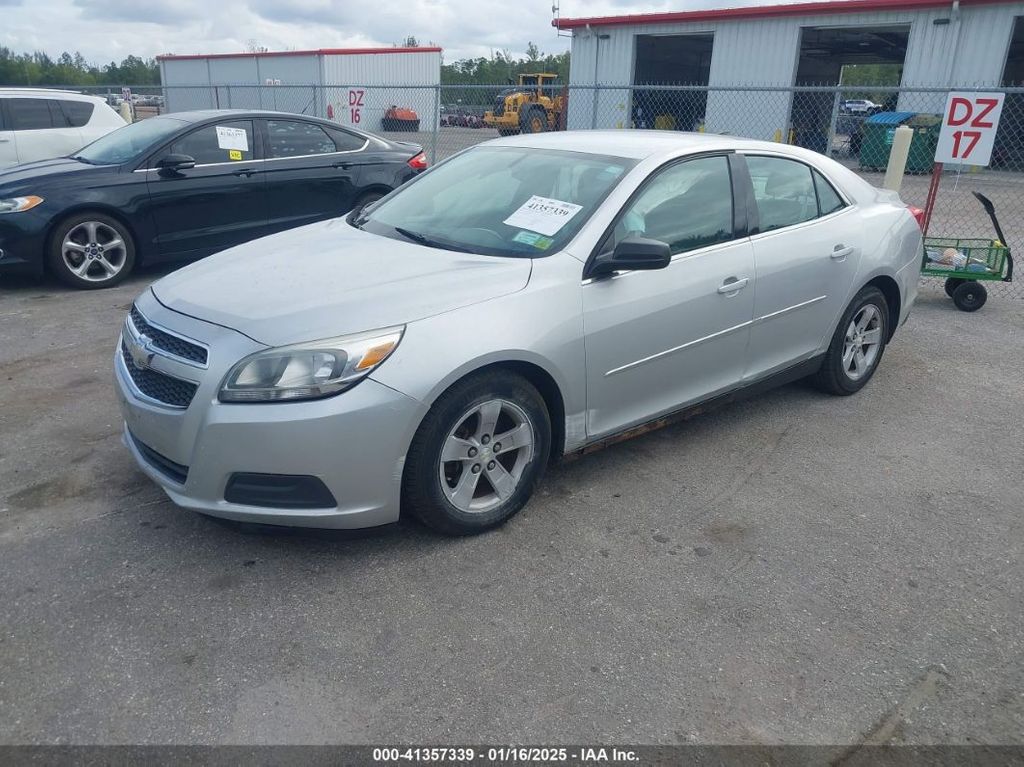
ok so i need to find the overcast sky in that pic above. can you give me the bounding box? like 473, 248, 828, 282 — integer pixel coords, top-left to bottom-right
0, 0, 800, 65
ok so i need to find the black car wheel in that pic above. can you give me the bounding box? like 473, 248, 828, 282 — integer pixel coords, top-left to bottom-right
48, 212, 136, 290
352, 191, 386, 218
402, 370, 551, 536
812, 286, 890, 396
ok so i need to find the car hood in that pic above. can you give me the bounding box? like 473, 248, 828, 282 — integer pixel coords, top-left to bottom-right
152, 218, 533, 348
0, 157, 113, 189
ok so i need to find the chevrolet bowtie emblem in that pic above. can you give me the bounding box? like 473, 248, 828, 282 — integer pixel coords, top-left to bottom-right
128, 332, 156, 370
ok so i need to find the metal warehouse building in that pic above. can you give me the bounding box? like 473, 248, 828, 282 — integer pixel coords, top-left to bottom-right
556, 0, 1024, 139
158, 47, 442, 131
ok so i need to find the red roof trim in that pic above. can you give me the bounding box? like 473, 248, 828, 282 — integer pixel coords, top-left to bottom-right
157, 46, 442, 61
554, 0, 1017, 29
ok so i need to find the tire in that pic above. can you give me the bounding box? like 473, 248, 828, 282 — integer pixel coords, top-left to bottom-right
402, 371, 552, 536
952, 280, 987, 312
520, 106, 549, 134
944, 277, 965, 298
47, 212, 136, 289
812, 286, 890, 396
351, 190, 386, 218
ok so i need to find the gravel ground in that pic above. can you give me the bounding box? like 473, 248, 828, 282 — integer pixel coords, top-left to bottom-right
0, 269, 1022, 745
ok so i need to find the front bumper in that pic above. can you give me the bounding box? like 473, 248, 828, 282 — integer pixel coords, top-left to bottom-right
0, 210, 49, 277
115, 291, 428, 528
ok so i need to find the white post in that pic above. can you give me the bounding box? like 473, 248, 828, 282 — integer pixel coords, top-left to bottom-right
883, 125, 914, 192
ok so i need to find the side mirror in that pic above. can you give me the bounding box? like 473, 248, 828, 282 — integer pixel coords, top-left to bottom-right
590, 236, 671, 278
156, 153, 196, 174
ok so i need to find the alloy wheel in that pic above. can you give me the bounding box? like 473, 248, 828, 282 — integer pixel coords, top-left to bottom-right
842, 303, 883, 381
438, 398, 535, 513
61, 220, 128, 283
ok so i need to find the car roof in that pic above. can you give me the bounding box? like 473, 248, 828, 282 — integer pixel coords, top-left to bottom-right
0, 88, 104, 102
490, 130, 790, 160
158, 109, 340, 124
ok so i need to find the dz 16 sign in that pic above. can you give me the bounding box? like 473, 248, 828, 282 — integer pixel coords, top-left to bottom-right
934, 91, 1005, 166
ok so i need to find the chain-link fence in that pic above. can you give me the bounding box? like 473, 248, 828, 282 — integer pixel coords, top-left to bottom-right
67, 82, 1024, 300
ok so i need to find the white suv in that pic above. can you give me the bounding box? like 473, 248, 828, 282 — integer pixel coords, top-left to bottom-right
0, 89, 126, 169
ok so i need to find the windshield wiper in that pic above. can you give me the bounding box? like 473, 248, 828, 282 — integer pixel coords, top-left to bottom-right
70, 154, 94, 164
392, 226, 471, 253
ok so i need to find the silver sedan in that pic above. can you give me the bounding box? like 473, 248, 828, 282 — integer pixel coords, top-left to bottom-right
115, 131, 923, 535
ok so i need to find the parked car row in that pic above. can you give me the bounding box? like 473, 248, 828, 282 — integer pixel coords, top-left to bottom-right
0, 108, 427, 288
440, 105, 485, 128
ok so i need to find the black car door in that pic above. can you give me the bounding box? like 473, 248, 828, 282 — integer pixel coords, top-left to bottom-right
144, 119, 268, 258
261, 118, 366, 234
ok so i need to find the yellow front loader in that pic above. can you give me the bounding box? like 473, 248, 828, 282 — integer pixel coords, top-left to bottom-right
484, 73, 565, 135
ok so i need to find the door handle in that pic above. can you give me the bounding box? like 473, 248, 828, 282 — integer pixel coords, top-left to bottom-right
831, 245, 854, 259
332, 161, 353, 169
232, 168, 258, 177
717, 277, 749, 294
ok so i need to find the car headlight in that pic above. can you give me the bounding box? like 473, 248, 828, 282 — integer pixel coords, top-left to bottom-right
0, 196, 44, 214
219, 327, 404, 403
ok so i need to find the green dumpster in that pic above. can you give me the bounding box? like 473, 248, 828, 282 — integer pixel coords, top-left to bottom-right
859, 111, 941, 173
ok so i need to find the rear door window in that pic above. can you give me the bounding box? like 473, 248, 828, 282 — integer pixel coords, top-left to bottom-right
745, 155, 819, 232
55, 100, 95, 128
8, 98, 57, 130
165, 121, 255, 165
266, 120, 337, 159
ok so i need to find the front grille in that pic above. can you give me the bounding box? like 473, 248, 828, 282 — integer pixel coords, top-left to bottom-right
121, 341, 198, 408
130, 305, 207, 365
128, 430, 188, 484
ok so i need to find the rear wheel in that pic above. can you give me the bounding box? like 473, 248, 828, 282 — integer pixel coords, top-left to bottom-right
402, 371, 551, 536
812, 286, 889, 396
48, 212, 135, 289
952, 280, 987, 312
351, 190, 386, 219
944, 277, 965, 297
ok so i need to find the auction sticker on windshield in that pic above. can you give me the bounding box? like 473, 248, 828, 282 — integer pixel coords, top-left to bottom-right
215, 126, 248, 153
504, 195, 583, 236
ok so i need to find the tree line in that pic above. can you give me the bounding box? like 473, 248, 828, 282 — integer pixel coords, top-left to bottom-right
0, 47, 160, 86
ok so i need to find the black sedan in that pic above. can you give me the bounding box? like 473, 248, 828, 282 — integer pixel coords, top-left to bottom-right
0, 110, 427, 288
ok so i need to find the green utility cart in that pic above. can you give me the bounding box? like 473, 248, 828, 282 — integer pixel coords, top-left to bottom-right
860, 112, 941, 173
922, 192, 1014, 312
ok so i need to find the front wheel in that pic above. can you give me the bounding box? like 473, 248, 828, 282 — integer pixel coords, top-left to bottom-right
402, 371, 551, 536
351, 191, 386, 219
812, 286, 889, 395
48, 212, 136, 289
952, 280, 987, 312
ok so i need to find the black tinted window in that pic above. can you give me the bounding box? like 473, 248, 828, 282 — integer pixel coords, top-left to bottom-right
267, 120, 336, 158
328, 127, 366, 152
813, 169, 845, 216
56, 100, 95, 128
746, 156, 818, 232
8, 98, 56, 130
167, 121, 254, 165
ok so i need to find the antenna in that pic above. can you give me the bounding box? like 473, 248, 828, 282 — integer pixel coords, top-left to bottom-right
553, 0, 571, 38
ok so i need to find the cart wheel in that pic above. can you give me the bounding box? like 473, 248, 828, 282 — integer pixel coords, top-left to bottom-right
952, 280, 987, 312
944, 277, 965, 298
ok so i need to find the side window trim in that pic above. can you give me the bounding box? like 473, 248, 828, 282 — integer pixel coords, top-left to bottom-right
584, 150, 740, 278
739, 151, 852, 236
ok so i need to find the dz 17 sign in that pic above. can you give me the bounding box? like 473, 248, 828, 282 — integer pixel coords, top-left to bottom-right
934, 91, 1005, 166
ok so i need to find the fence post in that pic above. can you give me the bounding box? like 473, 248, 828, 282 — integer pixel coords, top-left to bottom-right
431, 85, 440, 164
826, 89, 842, 157
227, 85, 232, 109
591, 85, 599, 129
312, 85, 319, 117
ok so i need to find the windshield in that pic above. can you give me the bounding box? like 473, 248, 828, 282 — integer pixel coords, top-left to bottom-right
355, 146, 636, 257
74, 116, 188, 165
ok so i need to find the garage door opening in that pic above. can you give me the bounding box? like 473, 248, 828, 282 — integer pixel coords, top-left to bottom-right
791, 24, 910, 153
632, 33, 714, 130
994, 16, 1024, 168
